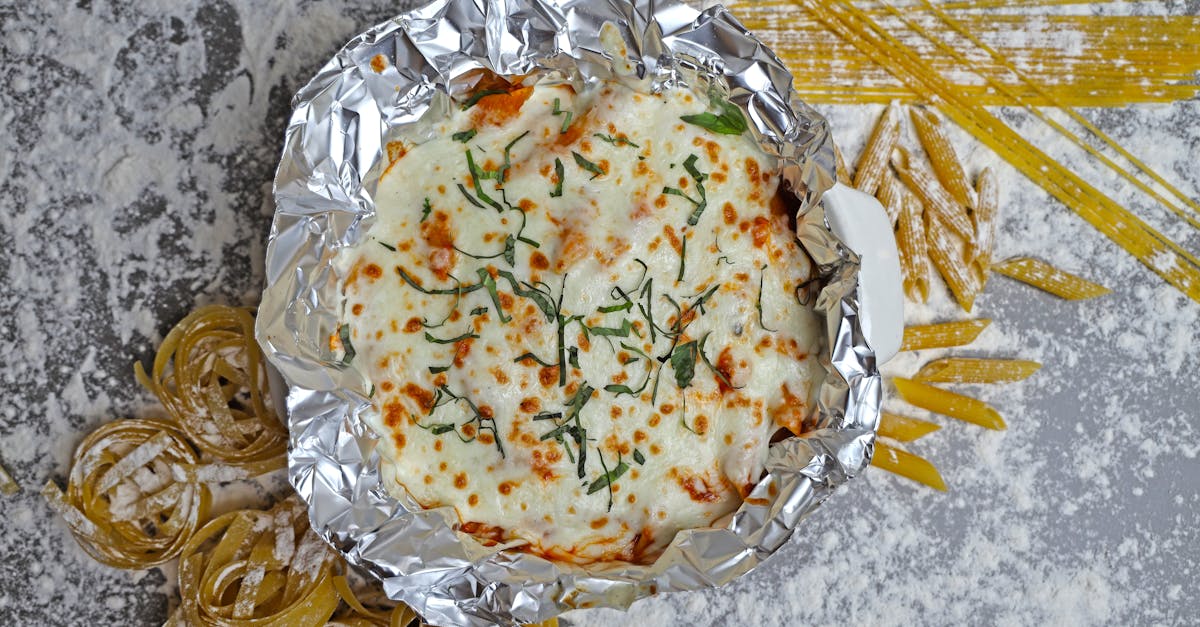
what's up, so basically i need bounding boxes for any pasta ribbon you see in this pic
[0,459,18,496]
[992,257,1111,300]
[42,418,210,568]
[892,378,1006,430]
[329,573,419,627]
[135,305,287,467]
[914,358,1041,384]
[878,412,940,442]
[900,319,990,351]
[871,441,946,491]
[173,499,340,626]
[852,101,901,195]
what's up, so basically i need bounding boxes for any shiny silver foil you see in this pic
[257,0,880,624]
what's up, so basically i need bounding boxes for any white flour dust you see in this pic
[0,1,1196,625]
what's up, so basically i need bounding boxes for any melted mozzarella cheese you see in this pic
[338,78,824,564]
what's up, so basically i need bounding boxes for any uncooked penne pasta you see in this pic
[876,171,904,226]
[900,319,991,351]
[910,107,976,209]
[992,257,1112,300]
[914,358,1042,384]
[926,212,982,312]
[898,190,930,302]
[892,146,975,242]
[893,378,1006,430]
[853,101,901,195]
[973,167,998,268]
[878,412,941,442]
[871,441,947,491]
[835,143,852,185]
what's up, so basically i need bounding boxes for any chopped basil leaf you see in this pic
[593,133,639,148]
[429,365,451,374]
[633,449,646,465]
[424,330,479,344]
[550,157,565,197]
[477,268,511,323]
[338,324,356,366]
[378,241,397,252]
[670,341,698,389]
[572,151,606,179]
[452,128,478,143]
[421,197,432,222]
[756,265,777,332]
[680,97,748,135]
[430,424,457,435]
[461,89,508,110]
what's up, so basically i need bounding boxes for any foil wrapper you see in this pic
[257,0,881,624]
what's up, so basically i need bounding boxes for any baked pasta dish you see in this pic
[335,75,824,565]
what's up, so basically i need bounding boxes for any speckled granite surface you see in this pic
[1,1,1197,625]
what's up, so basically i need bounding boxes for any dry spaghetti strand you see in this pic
[171,499,340,626]
[799,0,1200,304]
[135,305,287,467]
[42,418,210,569]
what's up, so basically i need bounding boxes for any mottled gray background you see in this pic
[1,1,1197,625]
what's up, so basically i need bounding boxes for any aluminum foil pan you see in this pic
[257,0,881,624]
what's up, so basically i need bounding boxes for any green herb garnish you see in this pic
[452,128,477,143]
[573,151,606,179]
[587,449,628,512]
[337,324,356,366]
[670,341,698,389]
[552,97,574,134]
[663,154,710,225]
[378,241,397,252]
[424,330,479,345]
[593,133,639,148]
[396,266,485,296]
[429,365,451,374]
[680,96,748,136]
[550,158,564,197]
[756,265,777,332]
[421,197,432,222]
[476,268,512,323]
[633,449,646,465]
[677,235,687,283]
[461,89,508,110]
[465,150,504,212]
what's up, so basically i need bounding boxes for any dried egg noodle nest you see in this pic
[258,0,881,624]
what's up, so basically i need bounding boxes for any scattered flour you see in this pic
[1,0,1196,625]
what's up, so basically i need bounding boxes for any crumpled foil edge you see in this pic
[257,1,881,625]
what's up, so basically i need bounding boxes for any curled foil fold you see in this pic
[257,0,880,624]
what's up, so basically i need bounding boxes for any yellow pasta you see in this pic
[330,573,419,627]
[42,418,210,569]
[897,190,930,303]
[992,257,1112,300]
[914,358,1042,384]
[735,3,1200,106]
[892,146,974,242]
[871,441,947,491]
[875,171,904,226]
[926,211,982,312]
[910,107,975,209]
[852,101,901,195]
[834,144,852,185]
[0,459,18,496]
[972,167,999,278]
[173,499,340,626]
[878,412,941,442]
[135,305,287,468]
[900,319,990,351]
[797,1,1200,304]
[892,378,1006,430]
